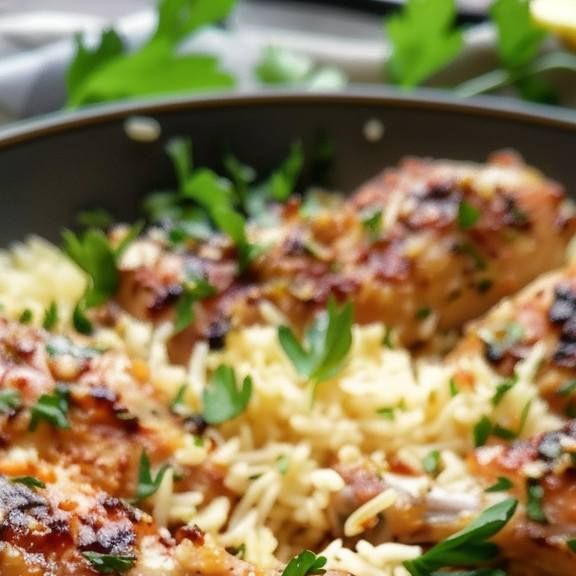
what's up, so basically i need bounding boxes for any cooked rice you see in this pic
[0,237,563,575]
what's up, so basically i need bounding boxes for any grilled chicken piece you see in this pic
[0,470,262,576]
[450,265,576,416]
[329,423,576,575]
[0,318,229,506]
[114,152,575,364]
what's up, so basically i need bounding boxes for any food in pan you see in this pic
[1,143,575,576]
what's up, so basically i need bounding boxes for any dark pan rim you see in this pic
[1,87,575,148]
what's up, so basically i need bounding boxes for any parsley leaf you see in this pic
[491,0,547,71]
[134,451,171,503]
[485,476,514,493]
[278,299,353,401]
[82,551,135,574]
[29,387,70,431]
[63,228,119,308]
[281,550,327,576]
[449,377,459,397]
[72,300,94,335]
[42,302,59,331]
[526,479,547,524]
[170,384,189,415]
[568,538,576,553]
[174,276,216,333]
[12,476,46,489]
[277,454,290,475]
[473,416,493,448]
[202,364,253,424]
[0,389,21,414]
[19,309,33,324]
[492,375,517,406]
[361,210,382,241]
[386,0,463,88]
[422,450,442,475]
[457,200,481,230]
[403,498,518,576]
[67,0,235,108]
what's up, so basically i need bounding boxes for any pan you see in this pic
[0,89,575,246]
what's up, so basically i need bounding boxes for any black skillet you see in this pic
[0,90,575,246]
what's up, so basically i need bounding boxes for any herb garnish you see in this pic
[492,375,517,406]
[0,389,21,414]
[281,550,327,576]
[449,377,459,397]
[558,380,576,397]
[277,454,290,475]
[29,386,70,431]
[82,551,135,574]
[278,299,353,402]
[361,209,382,241]
[174,276,216,333]
[170,384,189,415]
[42,302,59,330]
[415,306,432,320]
[202,364,253,425]
[458,200,481,230]
[485,476,514,493]
[386,0,463,88]
[403,498,518,575]
[567,539,576,553]
[382,325,395,350]
[473,416,493,448]
[67,0,235,108]
[134,451,171,503]
[422,450,442,475]
[12,476,46,489]
[19,309,33,324]
[526,479,547,524]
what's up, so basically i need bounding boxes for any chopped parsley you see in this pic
[72,301,93,335]
[42,302,59,330]
[491,375,517,406]
[361,209,382,241]
[29,386,70,431]
[568,539,576,553]
[281,550,327,576]
[415,306,432,320]
[11,476,46,489]
[558,380,576,397]
[134,451,171,503]
[403,498,518,575]
[278,299,353,402]
[174,276,216,334]
[82,551,135,574]
[422,450,442,475]
[382,325,395,349]
[526,479,547,524]
[0,389,21,414]
[170,384,189,416]
[473,416,493,447]
[457,200,481,230]
[449,377,459,397]
[277,454,290,475]
[46,336,100,359]
[19,309,33,324]
[485,476,514,493]
[202,364,253,425]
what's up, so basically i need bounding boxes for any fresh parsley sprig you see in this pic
[67,0,235,108]
[202,364,253,425]
[134,451,171,503]
[29,387,71,431]
[82,551,135,574]
[385,0,463,88]
[0,389,21,414]
[278,299,353,402]
[174,276,216,333]
[403,498,518,576]
[281,550,327,576]
[11,476,46,489]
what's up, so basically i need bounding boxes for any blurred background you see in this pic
[0,0,574,124]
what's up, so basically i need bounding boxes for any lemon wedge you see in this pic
[531,0,576,50]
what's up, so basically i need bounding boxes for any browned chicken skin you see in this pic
[113,152,575,364]
[451,266,576,417]
[328,422,576,576]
